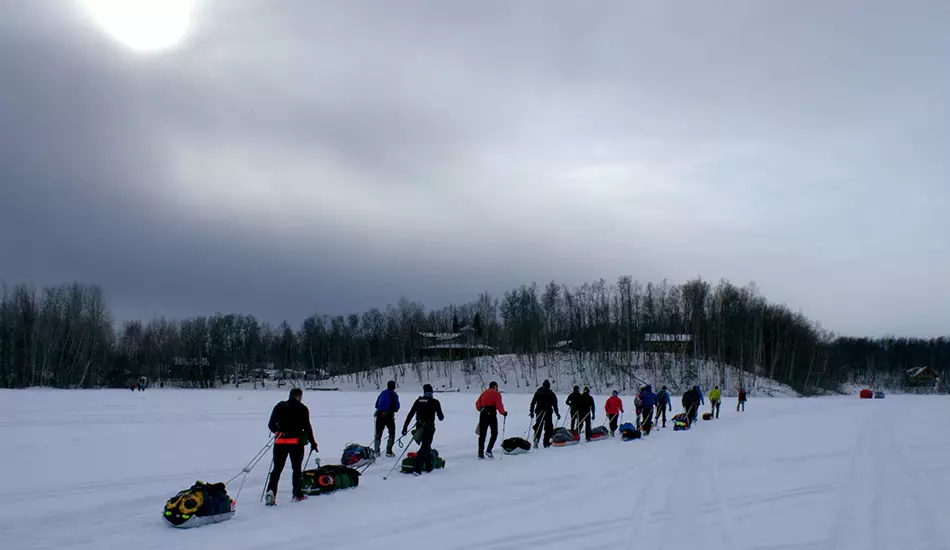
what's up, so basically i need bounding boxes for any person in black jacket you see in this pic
[565,386,582,431]
[265,388,318,505]
[529,379,561,448]
[373,380,400,457]
[401,384,444,473]
[577,386,595,441]
[682,386,701,426]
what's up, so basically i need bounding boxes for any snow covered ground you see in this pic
[2,389,949,550]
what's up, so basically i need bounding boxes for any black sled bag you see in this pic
[590,425,610,440]
[619,422,641,441]
[163,481,234,529]
[400,448,446,474]
[341,443,376,468]
[300,464,361,496]
[551,427,580,446]
[501,437,531,455]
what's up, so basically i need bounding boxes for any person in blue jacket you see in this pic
[639,384,657,432]
[695,385,705,406]
[374,380,400,457]
[654,385,673,427]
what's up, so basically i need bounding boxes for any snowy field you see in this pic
[2,389,949,550]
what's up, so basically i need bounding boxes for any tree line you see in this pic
[1,278,947,393]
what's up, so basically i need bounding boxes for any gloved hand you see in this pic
[311,443,319,454]
[556,413,561,420]
[529,412,534,418]
[503,411,508,417]
[402,429,408,436]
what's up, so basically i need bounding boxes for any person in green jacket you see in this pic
[709,386,721,418]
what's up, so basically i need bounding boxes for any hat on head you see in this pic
[489,381,498,389]
[423,383,433,395]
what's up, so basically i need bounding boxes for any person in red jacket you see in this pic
[475,381,507,459]
[604,390,624,437]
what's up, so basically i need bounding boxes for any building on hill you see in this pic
[418,325,494,361]
[904,366,940,393]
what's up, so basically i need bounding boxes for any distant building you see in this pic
[904,366,940,393]
[644,333,693,353]
[418,325,494,361]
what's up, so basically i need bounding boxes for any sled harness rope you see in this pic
[226,434,275,504]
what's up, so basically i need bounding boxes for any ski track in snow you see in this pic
[1,390,949,550]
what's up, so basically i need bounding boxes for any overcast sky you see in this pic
[2,0,949,337]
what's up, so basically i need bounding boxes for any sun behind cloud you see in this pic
[78,0,194,52]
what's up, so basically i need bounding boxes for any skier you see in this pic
[565,386,582,431]
[682,386,702,426]
[265,388,318,505]
[373,380,400,457]
[737,387,747,411]
[529,379,561,448]
[475,381,507,459]
[577,386,595,441]
[401,384,444,474]
[639,384,656,433]
[604,390,624,437]
[655,385,672,427]
[709,385,721,418]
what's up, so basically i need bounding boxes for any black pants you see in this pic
[532,412,554,447]
[711,399,721,418]
[415,424,436,473]
[655,405,668,426]
[267,444,304,498]
[737,400,746,411]
[580,415,592,440]
[478,410,499,455]
[686,404,699,425]
[374,412,396,454]
[641,406,654,432]
[569,411,580,432]
[607,414,620,435]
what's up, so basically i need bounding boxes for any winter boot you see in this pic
[485,451,493,459]
[292,494,308,503]
[264,490,276,506]
[478,452,485,459]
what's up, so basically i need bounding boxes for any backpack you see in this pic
[619,422,641,441]
[400,449,446,474]
[300,464,361,496]
[657,391,669,405]
[341,443,376,469]
[501,437,531,455]
[163,481,234,529]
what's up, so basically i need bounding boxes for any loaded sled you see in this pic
[619,422,641,441]
[341,443,377,470]
[589,425,610,441]
[672,413,690,431]
[702,412,713,421]
[163,481,235,529]
[400,449,446,474]
[300,464,361,496]
[550,427,580,447]
[501,437,531,455]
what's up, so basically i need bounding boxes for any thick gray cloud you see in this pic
[2,0,949,336]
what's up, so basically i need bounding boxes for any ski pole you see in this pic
[383,435,416,480]
[499,415,506,461]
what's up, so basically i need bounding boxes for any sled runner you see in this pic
[550,427,580,447]
[589,425,610,441]
[501,437,531,455]
[341,443,376,470]
[300,464,361,496]
[619,422,641,441]
[163,481,235,529]
[400,449,446,474]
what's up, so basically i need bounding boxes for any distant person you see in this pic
[605,390,624,437]
[530,380,560,448]
[374,380,400,457]
[565,386,582,431]
[475,381,507,459]
[655,386,672,427]
[737,388,747,412]
[709,386,722,418]
[265,388,318,505]
[129,383,135,392]
[639,385,656,433]
[634,387,644,428]
[577,386,595,441]
[402,384,444,474]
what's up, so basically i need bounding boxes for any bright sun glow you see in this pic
[79,0,194,52]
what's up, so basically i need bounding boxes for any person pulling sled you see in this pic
[682,386,702,426]
[709,386,721,419]
[638,385,656,434]
[374,380,400,457]
[655,386,672,428]
[605,390,624,437]
[401,384,444,474]
[475,381,507,459]
[265,388,318,505]
[529,380,560,448]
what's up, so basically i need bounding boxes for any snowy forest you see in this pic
[1,277,948,393]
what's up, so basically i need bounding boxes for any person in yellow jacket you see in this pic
[709,386,722,418]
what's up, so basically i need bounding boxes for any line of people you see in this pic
[263,380,751,501]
